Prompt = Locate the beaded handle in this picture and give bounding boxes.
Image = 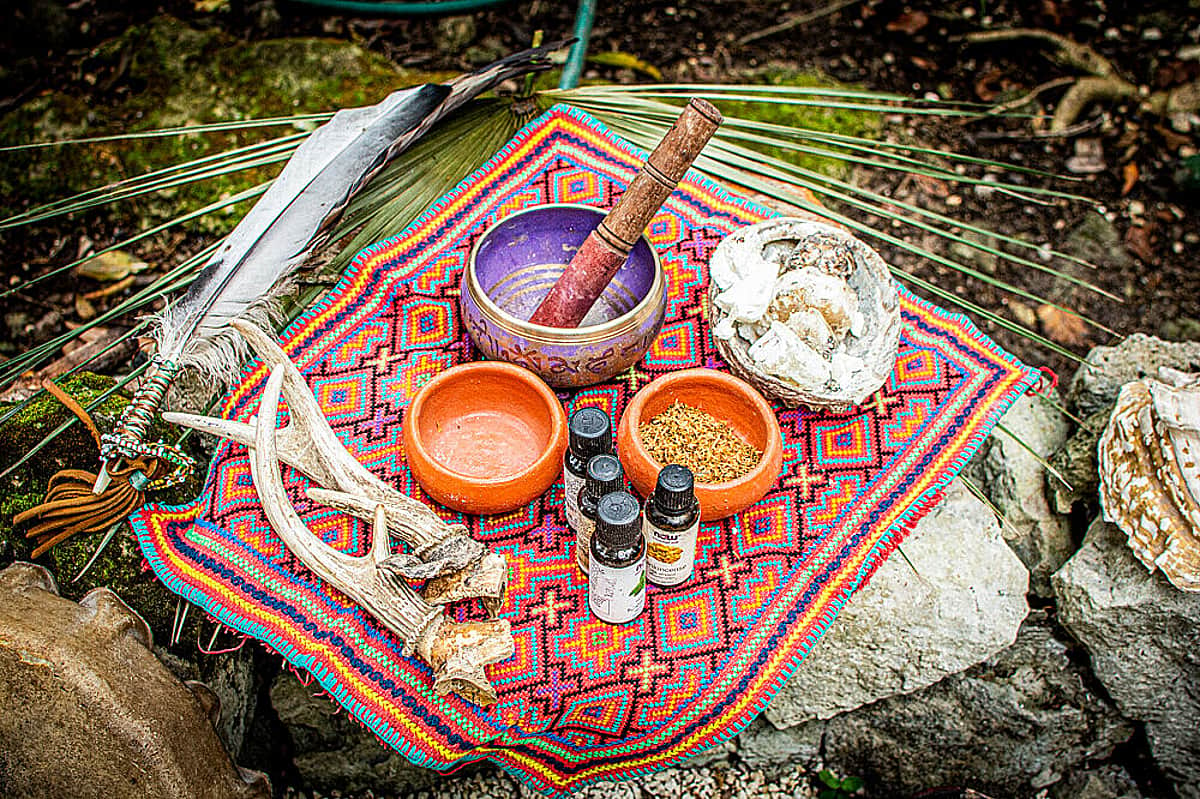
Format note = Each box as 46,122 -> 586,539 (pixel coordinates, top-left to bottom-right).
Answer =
99,356 -> 194,490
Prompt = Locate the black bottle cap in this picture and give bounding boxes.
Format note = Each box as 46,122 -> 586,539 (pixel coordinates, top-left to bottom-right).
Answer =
568,407 -> 613,458
653,464 -> 696,512
596,491 -> 641,549
585,454 -> 624,497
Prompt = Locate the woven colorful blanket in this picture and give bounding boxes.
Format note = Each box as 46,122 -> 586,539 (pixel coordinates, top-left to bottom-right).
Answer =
132,104 -> 1036,794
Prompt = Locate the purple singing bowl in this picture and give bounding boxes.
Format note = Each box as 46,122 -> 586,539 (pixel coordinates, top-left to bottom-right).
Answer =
461,204 -> 666,389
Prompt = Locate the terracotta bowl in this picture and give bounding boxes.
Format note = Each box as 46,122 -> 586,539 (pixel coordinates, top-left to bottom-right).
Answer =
403,361 -> 567,515
617,368 -> 784,522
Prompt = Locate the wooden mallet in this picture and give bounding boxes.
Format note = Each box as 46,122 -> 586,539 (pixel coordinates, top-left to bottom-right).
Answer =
528,98 -> 723,328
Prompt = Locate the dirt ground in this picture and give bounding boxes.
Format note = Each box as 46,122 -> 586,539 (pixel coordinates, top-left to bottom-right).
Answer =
5,0 -> 1200,381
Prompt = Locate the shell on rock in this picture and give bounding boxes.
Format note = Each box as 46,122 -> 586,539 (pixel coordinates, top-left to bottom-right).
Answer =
707,218 -> 901,411
1098,368 -> 1200,592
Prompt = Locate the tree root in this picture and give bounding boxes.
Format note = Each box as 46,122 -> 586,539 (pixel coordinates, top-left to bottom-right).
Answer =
966,28 -> 1200,131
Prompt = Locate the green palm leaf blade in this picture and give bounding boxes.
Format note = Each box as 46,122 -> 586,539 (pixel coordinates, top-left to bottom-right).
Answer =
2,78 -> 1112,472
0,100 -> 521,469
328,99 -> 519,270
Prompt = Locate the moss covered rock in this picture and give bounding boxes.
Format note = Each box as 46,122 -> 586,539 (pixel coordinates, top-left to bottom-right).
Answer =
0,15 -> 450,229
0,371 -> 203,640
0,372 -> 129,552
712,67 -> 882,179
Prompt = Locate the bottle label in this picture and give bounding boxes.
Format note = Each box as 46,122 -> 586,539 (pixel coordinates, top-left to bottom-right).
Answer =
563,469 -> 584,532
589,556 -> 646,624
575,515 -> 595,573
645,517 -> 699,587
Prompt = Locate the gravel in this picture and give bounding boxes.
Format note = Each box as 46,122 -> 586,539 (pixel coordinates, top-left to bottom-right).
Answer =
285,760 -> 820,799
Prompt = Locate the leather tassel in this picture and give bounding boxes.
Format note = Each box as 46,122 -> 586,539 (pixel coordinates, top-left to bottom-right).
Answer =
14,382 -> 167,558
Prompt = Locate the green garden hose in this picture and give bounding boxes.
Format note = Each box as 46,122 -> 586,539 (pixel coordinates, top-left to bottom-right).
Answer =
285,0 -> 598,89
558,0 -> 596,89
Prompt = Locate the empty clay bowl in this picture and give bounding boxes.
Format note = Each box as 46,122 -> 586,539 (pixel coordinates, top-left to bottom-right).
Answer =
403,361 -> 567,515
461,203 -> 666,389
617,368 -> 784,521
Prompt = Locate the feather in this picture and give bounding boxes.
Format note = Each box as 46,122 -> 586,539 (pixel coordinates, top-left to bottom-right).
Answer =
150,42 -> 567,388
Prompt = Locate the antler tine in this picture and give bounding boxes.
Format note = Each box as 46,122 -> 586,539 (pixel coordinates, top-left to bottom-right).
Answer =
232,319 -> 347,467
249,365 -> 442,647
163,411 -> 323,481
371,504 -> 392,562
306,486 -> 474,556
230,320 -> 456,551
249,366 -> 356,572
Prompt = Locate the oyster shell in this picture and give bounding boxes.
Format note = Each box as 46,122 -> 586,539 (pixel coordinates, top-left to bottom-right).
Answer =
707,218 -> 901,411
1097,368 -> 1200,592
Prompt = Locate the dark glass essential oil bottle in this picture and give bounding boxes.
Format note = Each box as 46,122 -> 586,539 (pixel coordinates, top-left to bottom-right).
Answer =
562,407 -> 613,535
575,454 -> 624,574
588,491 -> 647,624
643,464 -> 701,587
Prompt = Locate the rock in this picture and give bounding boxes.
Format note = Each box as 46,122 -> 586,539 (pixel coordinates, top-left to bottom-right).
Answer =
762,479 -> 1029,728
1054,518 -> 1200,798
1068,334 -> 1200,418
0,561 -> 269,798
739,716 -> 823,768
157,645 -> 261,760
981,392 -> 1073,595
1050,764 -> 1146,799
1049,408 -> 1110,515
747,612 -> 1131,797
269,669 -> 442,795
1065,214 -> 1132,273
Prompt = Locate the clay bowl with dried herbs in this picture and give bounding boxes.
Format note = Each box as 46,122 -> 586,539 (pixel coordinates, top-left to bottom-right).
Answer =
617,368 -> 783,521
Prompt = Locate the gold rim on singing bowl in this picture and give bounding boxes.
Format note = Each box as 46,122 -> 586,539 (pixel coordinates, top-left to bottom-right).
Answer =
465,203 -> 665,346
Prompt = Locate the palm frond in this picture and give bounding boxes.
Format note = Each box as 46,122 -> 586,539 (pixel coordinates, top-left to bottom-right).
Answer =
556,87 -> 1109,353
0,80 -> 1113,473
328,99 -> 519,270
0,104 -> 512,466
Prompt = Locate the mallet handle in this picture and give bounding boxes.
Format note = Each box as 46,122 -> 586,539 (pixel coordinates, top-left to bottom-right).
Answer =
528,98 -> 723,328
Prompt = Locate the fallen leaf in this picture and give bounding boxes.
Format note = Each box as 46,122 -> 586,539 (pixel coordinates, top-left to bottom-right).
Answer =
585,51 -> 664,80
1154,124 -> 1192,151
76,249 -> 148,282
909,56 -> 937,71
194,0 -> 230,10
74,295 -> 96,321
1037,304 -> 1092,347
914,173 -> 950,198
886,10 -> 928,34
1009,301 -> 1039,329
1125,224 -> 1156,262
1121,162 -> 1139,196
81,274 -> 136,301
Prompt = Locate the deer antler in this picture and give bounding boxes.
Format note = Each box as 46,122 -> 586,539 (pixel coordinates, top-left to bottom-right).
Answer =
164,319 -> 506,607
240,365 -> 512,705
